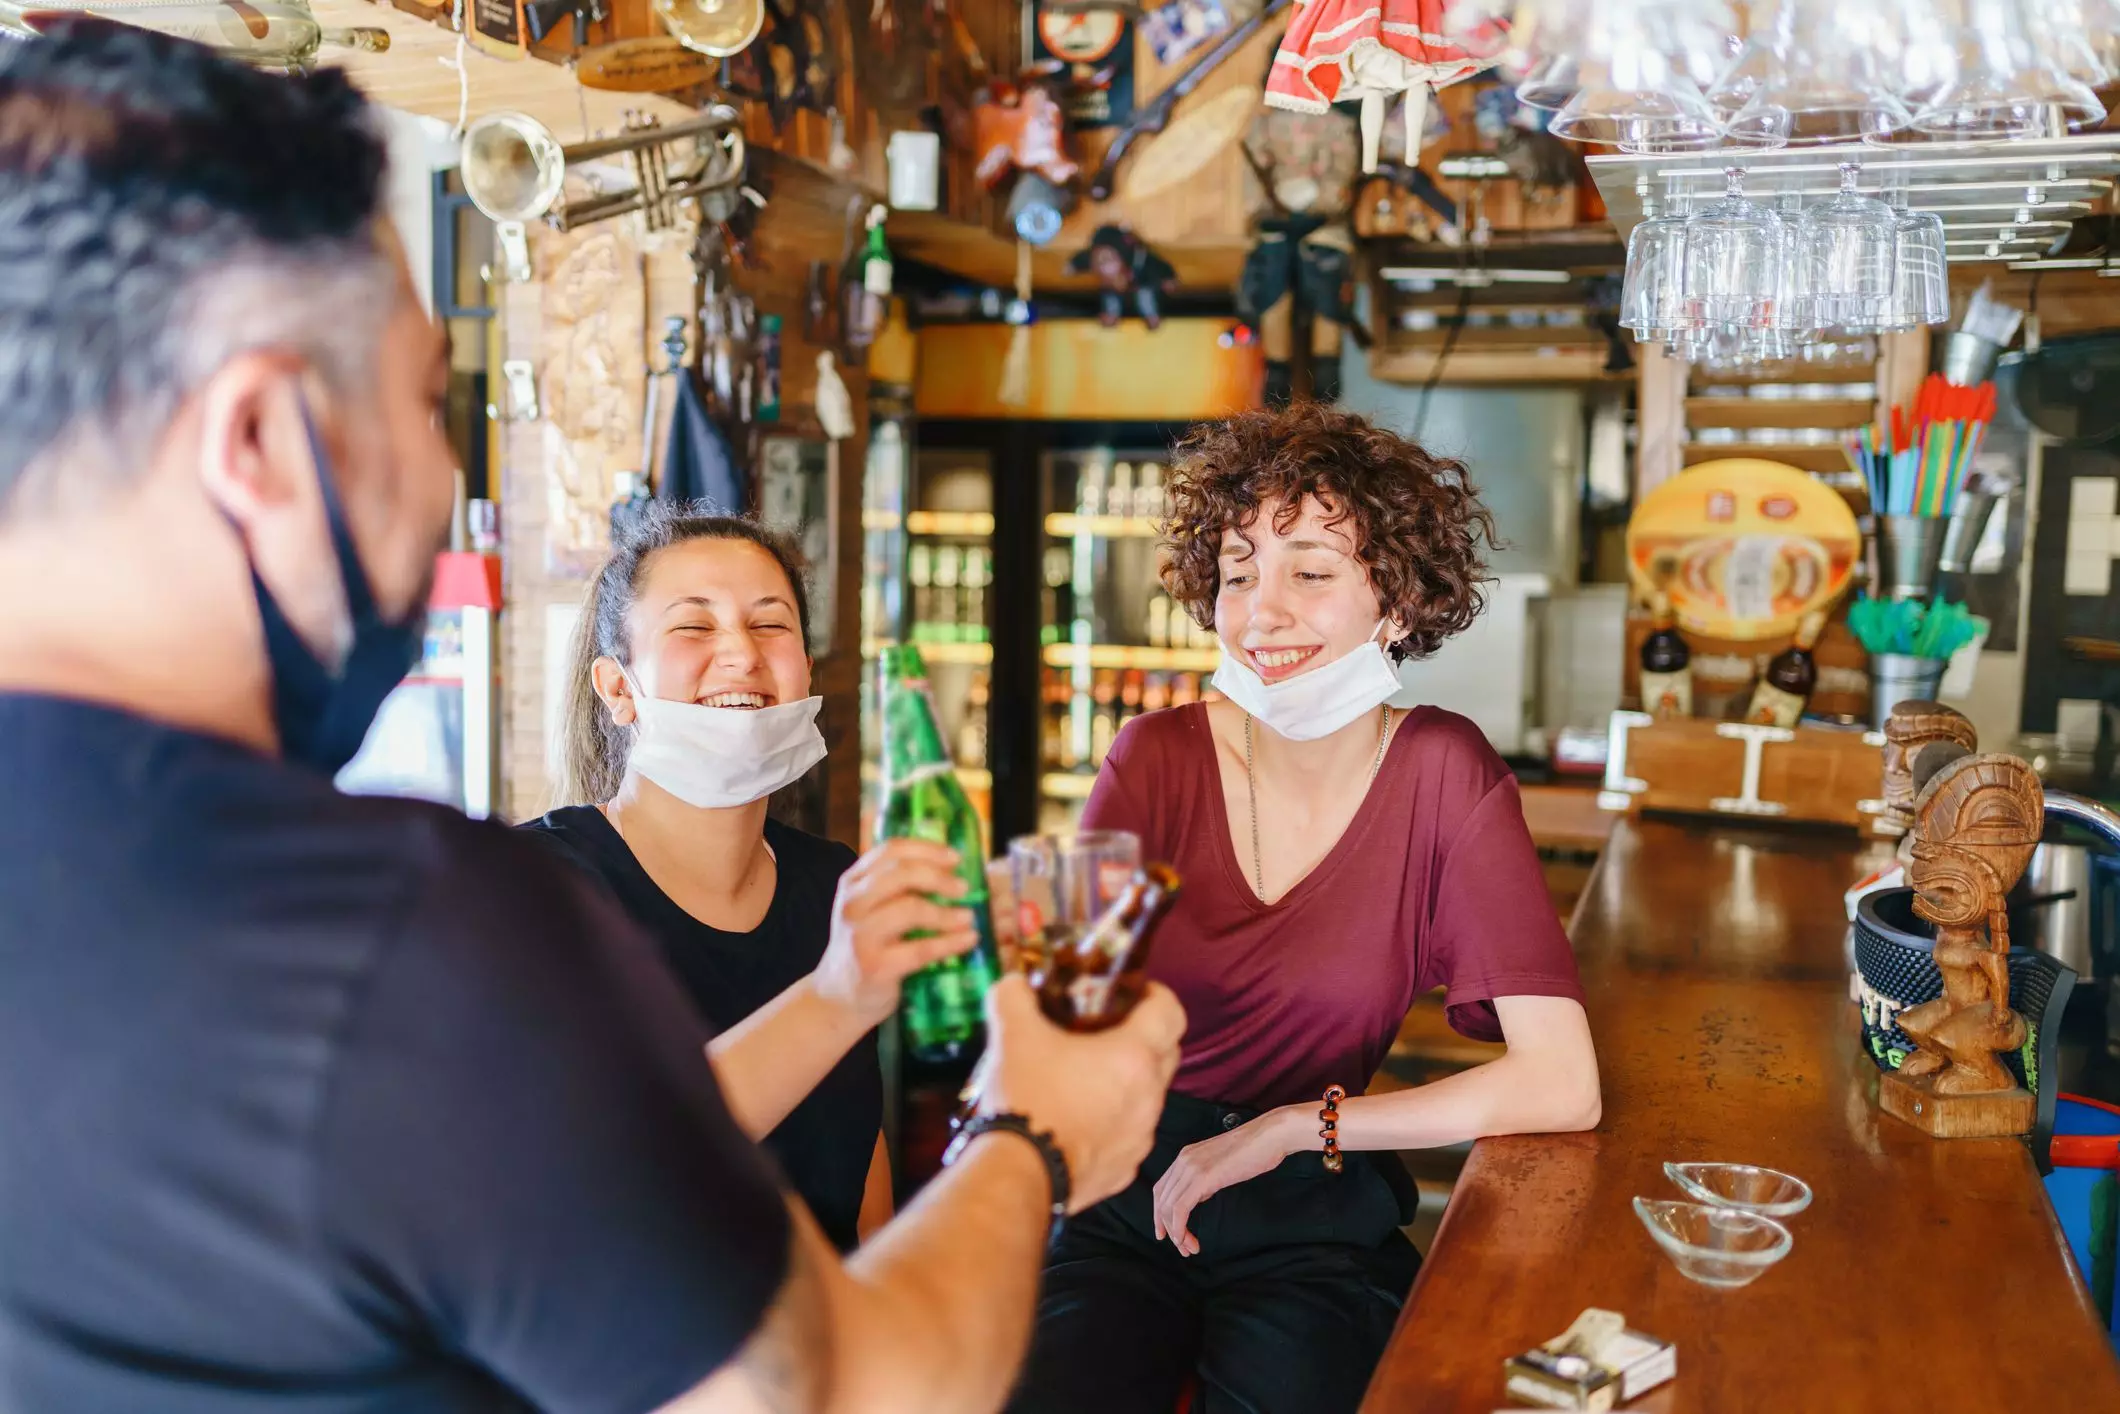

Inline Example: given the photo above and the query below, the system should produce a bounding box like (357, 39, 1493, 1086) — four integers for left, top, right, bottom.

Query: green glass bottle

(876, 644, 1000, 1061)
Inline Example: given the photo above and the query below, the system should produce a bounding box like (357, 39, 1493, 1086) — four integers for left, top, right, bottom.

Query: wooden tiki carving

(1877, 749, 2043, 1138)
(1879, 700, 1978, 842)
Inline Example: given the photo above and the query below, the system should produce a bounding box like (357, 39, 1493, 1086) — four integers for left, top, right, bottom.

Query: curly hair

(1160, 403, 1499, 662)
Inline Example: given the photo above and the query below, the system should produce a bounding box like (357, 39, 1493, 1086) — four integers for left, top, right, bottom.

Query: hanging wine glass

(1548, 0, 1725, 152)
(1712, 0, 1913, 145)
(1516, 52, 1580, 112)
(1878, 0, 1961, 112)
(2025, 0, 2116, 91)
(1800, 163, 1908, 334)
(1911, 0, 2105, 138)
(1684, 167, 1791, 329)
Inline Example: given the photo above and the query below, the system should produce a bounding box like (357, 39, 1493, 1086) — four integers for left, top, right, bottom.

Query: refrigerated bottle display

(1040, 448, 1224, 828)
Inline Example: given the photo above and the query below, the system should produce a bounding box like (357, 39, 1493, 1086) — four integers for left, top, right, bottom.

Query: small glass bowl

(1664, 1161, 1814, 1217)
(1633, 1198, 1794, 1288)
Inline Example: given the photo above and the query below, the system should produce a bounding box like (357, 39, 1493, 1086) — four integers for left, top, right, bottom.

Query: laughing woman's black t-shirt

(523, 807, 879, 1251)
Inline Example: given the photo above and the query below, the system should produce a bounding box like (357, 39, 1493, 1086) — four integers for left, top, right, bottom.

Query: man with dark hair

(0, 24, 1183, 1414)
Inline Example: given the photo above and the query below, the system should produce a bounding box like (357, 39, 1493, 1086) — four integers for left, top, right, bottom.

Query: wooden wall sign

(1877, 749, 2044, 1139)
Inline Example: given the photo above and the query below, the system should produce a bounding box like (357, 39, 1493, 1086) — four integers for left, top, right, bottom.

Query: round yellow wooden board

(1626, 458, 1862, 641)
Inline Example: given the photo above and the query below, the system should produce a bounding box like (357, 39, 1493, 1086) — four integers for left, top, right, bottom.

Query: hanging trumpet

(459, 105, 747, 234)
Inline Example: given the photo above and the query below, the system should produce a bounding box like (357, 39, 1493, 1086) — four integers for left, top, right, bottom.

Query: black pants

(1007, 1094, 1421, 1414)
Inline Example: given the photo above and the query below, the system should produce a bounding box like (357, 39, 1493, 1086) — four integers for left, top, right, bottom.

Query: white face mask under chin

(1210, 620, 1402, 743)
(618, 666, 827, 808)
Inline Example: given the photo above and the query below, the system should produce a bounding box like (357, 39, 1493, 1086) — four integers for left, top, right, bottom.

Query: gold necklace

(1244, 705, 1392, 901)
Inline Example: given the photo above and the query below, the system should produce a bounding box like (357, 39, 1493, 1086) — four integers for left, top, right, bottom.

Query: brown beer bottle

(1029, 863, 1182, 1031)
(1638, 592, 1692, 721)
(1746, 612, 1826, 727)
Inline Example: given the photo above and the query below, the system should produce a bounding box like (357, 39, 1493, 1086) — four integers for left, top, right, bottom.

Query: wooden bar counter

(1362, 815, 2120, 1412)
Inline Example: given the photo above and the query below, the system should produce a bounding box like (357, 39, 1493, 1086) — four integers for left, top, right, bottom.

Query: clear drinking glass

(1683, 168, 1790, 329)
(1912, 0, 2105, 138)
(1878, 0, 1961, 111)
(1892, 203, 1951, 328)
(2026, 0, 2116, 90)
(1620, 199, 1692, 340)
(1798, 163, 1906, 334)
(1007, 830, 1142, 972)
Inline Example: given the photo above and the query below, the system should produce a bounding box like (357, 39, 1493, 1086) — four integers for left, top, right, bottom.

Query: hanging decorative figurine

(1032, 0, 1134, 128)
(1236, 102, 1368, 406)
(1265, 0, 1496, 173)
(974, 62, 1086, 245)
(723, 0, 836, 130)
(1067, 225, 1176, 329)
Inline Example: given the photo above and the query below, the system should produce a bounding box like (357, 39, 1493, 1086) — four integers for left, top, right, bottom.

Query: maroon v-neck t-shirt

(1081, 702, 1584, 1111)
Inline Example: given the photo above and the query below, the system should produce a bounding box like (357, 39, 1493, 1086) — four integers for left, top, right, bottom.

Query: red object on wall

(430, 551, 503, 612)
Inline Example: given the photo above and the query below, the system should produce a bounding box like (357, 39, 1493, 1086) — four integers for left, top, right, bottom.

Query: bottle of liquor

(1639, 592, 1693, 721)
(907, 543, 934, 643)
(1090, 669, 1121, 767)
(1040, 668, 1069, 771)
(1118, 668, 1146, 727)
(962, 548, 990, 644)
(876, 645, 1001, 1062)
(1134, 462, 1164, 520)
(1746, 612, 1826, 728)
(1042, 546, 1071, 647)
(958, 671, 990, 770)
(1110, 462, 1135, 526)
(1027, 864, 1182, 1030)
(1141, 670, 1171, 717)
(1077, 456, 1107, 517)
(1169, 672, 1199, 709)
(1147, 594, 1171, 649)
(931, 546, 962, 644)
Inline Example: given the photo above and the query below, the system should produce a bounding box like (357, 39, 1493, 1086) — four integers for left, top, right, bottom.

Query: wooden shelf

(1368, 345, 1622, 385)
(1682, 443, 1851, 474)
(1685, 397, 1875, 429)
(862, 639, 993, 665)
(1045, 513, 1164, 538)
(1042, 644, 1219, 671)
(906, 511, 994, 536)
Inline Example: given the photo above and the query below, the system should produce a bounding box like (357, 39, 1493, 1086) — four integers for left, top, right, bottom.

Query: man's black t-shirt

(521, 808, 879, 1252)
(0, 695, 791, 1413)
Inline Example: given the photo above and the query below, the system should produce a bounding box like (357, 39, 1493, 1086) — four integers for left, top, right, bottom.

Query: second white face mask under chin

(1211, 622, 1402, 743)
(620, 668, 828, 808)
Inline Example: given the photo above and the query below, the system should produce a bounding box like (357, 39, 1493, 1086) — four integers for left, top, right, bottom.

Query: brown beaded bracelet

(1319, 1084, 1346, 1174)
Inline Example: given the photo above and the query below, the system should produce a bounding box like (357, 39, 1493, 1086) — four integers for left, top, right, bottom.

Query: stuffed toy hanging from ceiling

(1264, 0, 1498, 174)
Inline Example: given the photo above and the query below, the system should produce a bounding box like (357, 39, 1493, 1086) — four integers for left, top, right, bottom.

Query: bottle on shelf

(875, 645, 1001, 1062)
(962, 548, 990, 644)
(1110, 463, 1135, 525)
(1118, 668, 1145, 727)
(1746, 612, 1826, 728)
(1147, 593, 1171, 649)
(1135, 462, 1164, 521)
(1639, 591, 1693, 722)
(1169, 672, 1199, 709)
(1041, 546, 1072, 647)
(931, 545, 962, 645)
(908, 542, 935, 643)
(1077, 456, 1108, 517)
(1040, 667, 1071, 771)
(1141, 671, 1171, 717)
(1090, 669, 1121, 768)
(958, 670, 990, 770)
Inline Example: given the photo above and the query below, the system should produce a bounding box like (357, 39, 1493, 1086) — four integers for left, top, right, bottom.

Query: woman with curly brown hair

(1008, 403, 1600, 1414)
